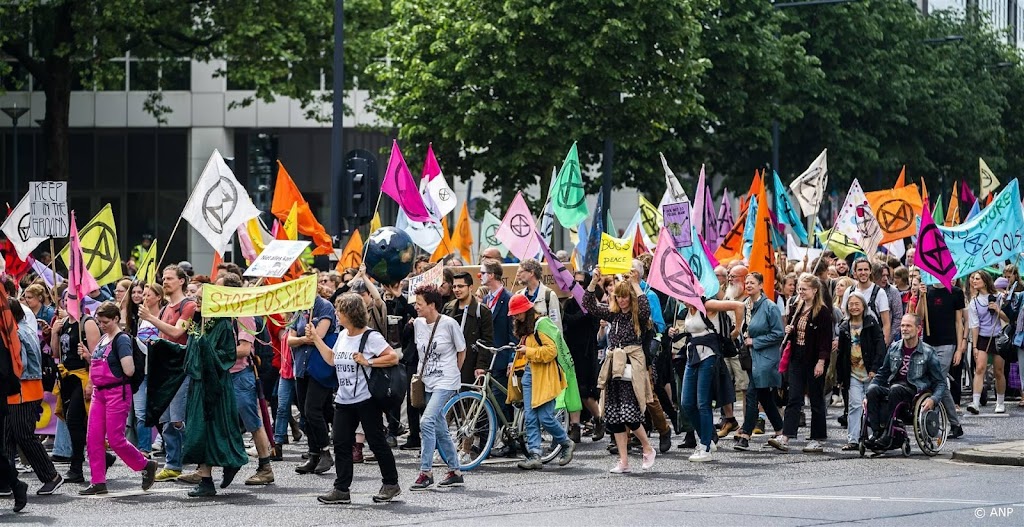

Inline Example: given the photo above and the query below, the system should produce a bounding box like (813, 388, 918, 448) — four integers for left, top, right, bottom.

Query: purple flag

(914, 200, 958, 290)
(535, 231, 587, 312)
(382, 141, 433, 223)
(662, 201, 692, 248)
(715, 190, 733, 250)
(703, 186, 720, 249)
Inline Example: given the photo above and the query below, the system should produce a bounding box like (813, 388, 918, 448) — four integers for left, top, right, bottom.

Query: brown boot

(270, 445, 283, 462)
(245, 463, 275, 485)
(352, 443, 364, 464)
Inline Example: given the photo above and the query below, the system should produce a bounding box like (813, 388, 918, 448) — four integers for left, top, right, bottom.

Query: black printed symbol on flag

(659, 248, 699, 300)
(877, 199, 914, 234)
(919, 223, 954, 277)
(510, 214, 532, 238)
(485, 224, 499, 246)
(556, 168, 585, 209)
(688, 253, 703, 278)
(17, 214, 30, 242)
(641, 207, 660, 236)
(202, 176, 239, 235)
(80, 223, 118, 280)
(964, 233, 985, 255)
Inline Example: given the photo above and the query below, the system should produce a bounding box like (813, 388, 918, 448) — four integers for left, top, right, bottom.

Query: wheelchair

(858, 390, 948, 458)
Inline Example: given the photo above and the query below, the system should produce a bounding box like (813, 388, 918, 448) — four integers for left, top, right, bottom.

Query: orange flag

(430, 217, 454, 263)
(271, 161, 333, 255)
(865, 184, 923, 245)
(749, 178, 775, 296)
(336, 230, 364, 271)
(894, 166, 906, 188)
(714, 206, 748, 264)
(450, 202, 473, 263)
(210, 252, 223, 279)
(920, 177, 929, 206)
(945, 182, 960, 226)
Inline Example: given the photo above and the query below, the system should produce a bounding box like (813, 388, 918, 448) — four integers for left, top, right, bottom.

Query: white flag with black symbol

(182, 150, 261, 254)
(1, 195, 46, 260)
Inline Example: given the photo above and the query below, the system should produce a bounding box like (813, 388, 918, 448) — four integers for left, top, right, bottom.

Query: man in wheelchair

(864, 313, 947, 448)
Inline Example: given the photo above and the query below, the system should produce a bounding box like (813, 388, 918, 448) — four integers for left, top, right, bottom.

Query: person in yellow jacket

(507, 293, 575, 470)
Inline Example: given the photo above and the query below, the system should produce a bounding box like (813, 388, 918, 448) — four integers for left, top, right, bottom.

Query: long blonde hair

(798, 273, 826, 319)
(610, 281, 642, 336)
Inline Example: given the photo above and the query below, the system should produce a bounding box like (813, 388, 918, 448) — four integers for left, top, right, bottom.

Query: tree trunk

(43, 71, 71, 182)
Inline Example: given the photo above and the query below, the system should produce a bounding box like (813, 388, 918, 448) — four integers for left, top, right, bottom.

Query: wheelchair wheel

(912, 393, 948, 457)
(901, 439, 911, 457)
(858, 441, 866, 458)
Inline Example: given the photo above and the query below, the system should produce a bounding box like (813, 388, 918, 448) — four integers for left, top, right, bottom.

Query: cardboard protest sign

(29, 181, 69, 238)
(243, 240, 310, 278)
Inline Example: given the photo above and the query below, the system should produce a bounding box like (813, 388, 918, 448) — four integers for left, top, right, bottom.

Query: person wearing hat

(130, 234, 154, 265)
(507, 294, 575, 470)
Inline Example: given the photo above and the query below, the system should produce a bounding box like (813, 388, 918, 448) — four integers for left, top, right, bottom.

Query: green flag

(552, 142, 588, 227)
(605, 207, 617, 237)
(479, 210, 508, 257)
(932, 196, 945, 225)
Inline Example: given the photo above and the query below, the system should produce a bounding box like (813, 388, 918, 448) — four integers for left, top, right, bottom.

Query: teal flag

(772, 170, 809, 244)
(552, 143, 588, 227)
(680, 224, 720, 299)
(479, 210, 508, 256)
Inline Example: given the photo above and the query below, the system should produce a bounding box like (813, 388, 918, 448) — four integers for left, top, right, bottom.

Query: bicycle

(440, 340, 569, 471)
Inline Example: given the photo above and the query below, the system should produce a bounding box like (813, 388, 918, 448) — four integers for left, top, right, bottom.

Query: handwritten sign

(202, 274, 316, 317)
(29, 181, 69, 238)
(406, 262, 445, 301)
(598, 233, 632, 275)
(243, 240, 310, 278)
(662, 201, 692, 248)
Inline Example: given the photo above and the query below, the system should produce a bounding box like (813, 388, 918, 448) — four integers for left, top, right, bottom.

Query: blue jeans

(274, 377, 297, 445)
(419, 389, 459, 473)
(682, 357, 715, 448)
(160, 377, 190, 471)
(847, 375, 871, 444)
(53, 418, 72, 457)
(133, 376, 152, 452)
(522, 367, 569, 455)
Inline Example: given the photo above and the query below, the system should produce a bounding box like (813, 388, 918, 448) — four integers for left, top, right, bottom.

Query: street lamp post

(2, 104, 29, 203)
(330, 0, 346, 238)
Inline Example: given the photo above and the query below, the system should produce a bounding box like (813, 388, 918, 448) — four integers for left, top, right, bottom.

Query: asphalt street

(3, 402, 1022, 527)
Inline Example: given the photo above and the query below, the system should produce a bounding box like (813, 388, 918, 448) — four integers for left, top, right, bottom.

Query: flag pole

(48, 238, 57, 283)
(153, 215, 186, 275)
(361, 190, 386, 259)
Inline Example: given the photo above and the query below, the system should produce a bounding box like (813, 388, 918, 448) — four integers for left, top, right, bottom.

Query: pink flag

(535, 231, 587, 313)
(914, 200, 958, 291)
(692, 164, 709, 235)
(382, 140, 433, 223)
(960, 180, 977, 211)
(236, 223, 258, 263)
(715, 190, 733, 251)
(649, 227, 706, 314)
(699, 232, 719, 269)
(496, 192, 542, 261)
(66, 212, 100, 321)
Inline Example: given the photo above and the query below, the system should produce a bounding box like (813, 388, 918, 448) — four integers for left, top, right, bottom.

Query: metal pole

(330, 0, 346, 237)
(12, 116, 19, 204)
(602, 136, 613, 232)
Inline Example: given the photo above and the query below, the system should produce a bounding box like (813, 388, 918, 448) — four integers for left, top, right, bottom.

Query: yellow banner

(201, 274, 316, 317)
(598, 233, 633, 275)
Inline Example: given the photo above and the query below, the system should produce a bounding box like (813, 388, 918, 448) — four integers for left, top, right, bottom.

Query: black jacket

(786, 303, 834, 364)
(837, 313, 885, 383)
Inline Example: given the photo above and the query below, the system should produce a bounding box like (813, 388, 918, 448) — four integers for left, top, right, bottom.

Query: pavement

(952, 440, 1024, 467)
(2, 399, 1023, 526)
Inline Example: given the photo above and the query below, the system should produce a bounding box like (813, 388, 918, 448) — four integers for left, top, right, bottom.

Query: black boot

(678, 430, 697, 449)
(295, 453, 320, 474)
(314, 450, 333, 474)
(592, 418, 605, 442)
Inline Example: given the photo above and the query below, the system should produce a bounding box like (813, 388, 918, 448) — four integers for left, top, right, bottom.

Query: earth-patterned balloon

(365, 227, 415, 285)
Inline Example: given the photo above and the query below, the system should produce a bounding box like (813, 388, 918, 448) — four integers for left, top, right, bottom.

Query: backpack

(698, 310, 740, 358)
(107, 332, 147, 393)
(359, 329, 408, 409)
(847, 285, 883, 323)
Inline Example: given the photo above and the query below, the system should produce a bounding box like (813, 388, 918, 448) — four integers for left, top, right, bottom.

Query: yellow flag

(369, 212, 382, 233)
(979, 157, 999, 198)
(284, 203, 299, 241)
(638, 195, 663, 241)
(246, 218, 272, 256)
(818, 229, 864, 260)
(336, 230, 364, 271)
(598, 233, 632, 274)
(136, 238, 157, 284)
(450, 202, 473, 263)
(58, 204, 122, 287)
(430, 217, 454, 263)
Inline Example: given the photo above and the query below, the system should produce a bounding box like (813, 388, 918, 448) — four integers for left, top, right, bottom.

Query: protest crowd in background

(1, 144, 1022, 513)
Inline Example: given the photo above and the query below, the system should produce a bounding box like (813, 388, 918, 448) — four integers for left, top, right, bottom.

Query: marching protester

(1, 281, 29, 512)
(516, 258, 562, 331)
(289, 292, 338, 473)
(78, 302, 158, 495)
(966, 271, 1009, 414)
(507, 293, 575, 469)
(478, 258, 519, 455)
(131, 282, 164, 456)
(562, 272, 604, 442)
(836, 291, 885, 450)
(770, 273, 834, 453)
(915, 281, 966, 437)
(307, 293, 401, 505)
(411, 284, 466, 490)
(585, 270, 659, 473)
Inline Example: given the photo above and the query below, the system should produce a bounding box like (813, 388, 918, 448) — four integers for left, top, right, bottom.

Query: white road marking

(672, 492, 1001, 506)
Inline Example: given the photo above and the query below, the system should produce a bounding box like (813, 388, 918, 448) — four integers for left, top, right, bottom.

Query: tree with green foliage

(370, 0, 712, 207)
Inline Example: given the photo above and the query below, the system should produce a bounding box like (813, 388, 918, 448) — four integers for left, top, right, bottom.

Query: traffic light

(343, 149, 379, 226)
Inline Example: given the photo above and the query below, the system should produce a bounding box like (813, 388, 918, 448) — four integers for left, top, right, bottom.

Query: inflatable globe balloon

(364, 227, 415, 286)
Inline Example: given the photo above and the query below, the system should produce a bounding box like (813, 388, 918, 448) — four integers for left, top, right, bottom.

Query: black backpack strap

(358, 329, 376, 384)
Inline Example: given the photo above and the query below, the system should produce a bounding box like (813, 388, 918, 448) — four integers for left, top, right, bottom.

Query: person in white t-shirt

(841, 258, 891, 345)
(410, 284, 466, 491)
(308, 293, 401, 505)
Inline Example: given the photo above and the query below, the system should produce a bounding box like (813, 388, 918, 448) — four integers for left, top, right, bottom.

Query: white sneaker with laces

(966, 402, 980, 415)
(994, 403, 1006, 414)
(802, 440, 825, 453)
(688, 445, 712, 463)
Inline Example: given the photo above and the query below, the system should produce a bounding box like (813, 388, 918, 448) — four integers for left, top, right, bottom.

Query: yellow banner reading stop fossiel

(201, 274, 317, 317)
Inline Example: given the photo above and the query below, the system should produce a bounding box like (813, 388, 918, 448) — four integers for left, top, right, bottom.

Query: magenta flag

(914, 200, 958, 291)
(715, 189, 734, 251)
(382, 141, 433, 223)
(699, 232, 720, 270)
(66, 211, 100, 321)
(960, 180, 977, 212)
(496, 192, 542, 261)
(649, 227, 706, 314)
(535, 231, 587, 313)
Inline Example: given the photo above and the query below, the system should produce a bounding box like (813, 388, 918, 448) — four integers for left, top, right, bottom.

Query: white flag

(832, 179, 883, 257)
(789, 148, 828, 217)
(624, 209, 656, 252)
(181, 150, 261, 254)
(1, 195, 46, 260)
(658, 152, 689, 212)
(397, 209, 444, 253)
(979, 157, 1000, 198)
(787, 232, 822, 262)
(537, 167, 558, 252)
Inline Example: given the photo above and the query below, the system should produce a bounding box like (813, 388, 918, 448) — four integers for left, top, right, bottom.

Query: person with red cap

(507, 294, 575, 470)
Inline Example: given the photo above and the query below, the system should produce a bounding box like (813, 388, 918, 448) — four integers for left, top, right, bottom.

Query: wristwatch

(368, 358, 375, 366)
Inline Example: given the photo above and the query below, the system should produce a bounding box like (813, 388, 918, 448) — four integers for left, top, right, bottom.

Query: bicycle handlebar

(475, 340, 517, 354)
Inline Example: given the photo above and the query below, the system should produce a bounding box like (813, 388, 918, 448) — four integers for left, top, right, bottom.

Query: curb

(951, 450, 1024, 467)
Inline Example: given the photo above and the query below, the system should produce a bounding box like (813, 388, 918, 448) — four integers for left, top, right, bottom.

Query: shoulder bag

(409, 320, 440, 409)
(359, 330, 409, 408)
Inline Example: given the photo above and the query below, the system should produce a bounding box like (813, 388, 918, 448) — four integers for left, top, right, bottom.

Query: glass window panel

(95, 134, 125, 188)
(68, 132, 95, 191)
(129, 60, 159, 91)
(156, 131, 187, 191)
(126, 133, 155, 190)
(160, 60, 191, 90)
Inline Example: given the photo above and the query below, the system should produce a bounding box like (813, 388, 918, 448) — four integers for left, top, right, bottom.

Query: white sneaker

(994, 403, 1006, 414)
(802, 440, 825, 453)
(768, 435, 789, 452)
(688, 445, 713, 463)
(246, 446, 258, 457)
(966, 402, 980, 415)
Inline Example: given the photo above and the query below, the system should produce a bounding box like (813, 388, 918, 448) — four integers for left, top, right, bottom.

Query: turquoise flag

(680, 224, 720, 299)
(772, 170, 809, 244)
(552, 143, 588, 227)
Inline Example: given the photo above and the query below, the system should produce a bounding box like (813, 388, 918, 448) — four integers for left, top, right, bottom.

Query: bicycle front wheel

(441, 391, 497, 471)
(539, 408, 570, 464)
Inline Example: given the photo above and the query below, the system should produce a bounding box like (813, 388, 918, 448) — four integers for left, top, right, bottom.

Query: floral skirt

(604, 379, 642, 426)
